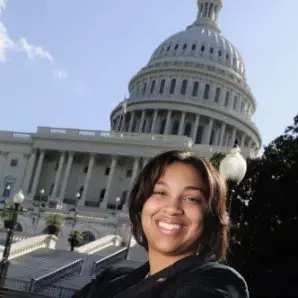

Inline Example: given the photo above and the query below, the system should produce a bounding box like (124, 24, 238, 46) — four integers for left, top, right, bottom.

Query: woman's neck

(148, 249, 195, 275)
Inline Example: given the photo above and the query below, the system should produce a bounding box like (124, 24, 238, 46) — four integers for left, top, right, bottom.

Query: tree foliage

(218, 114, 298, 298)
(44, 214, 64, 236)
(68, 230, 83, 252)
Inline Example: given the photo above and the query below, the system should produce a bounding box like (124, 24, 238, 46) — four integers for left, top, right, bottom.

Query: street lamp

(69, 192, 80, 230)
(115, 197, 121, 214)
(0, 190, 25, 286)
(33, 189, 46, 234)
(220, 140, 247, 215)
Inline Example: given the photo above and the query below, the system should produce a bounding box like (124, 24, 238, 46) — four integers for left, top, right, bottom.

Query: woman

(74, 150, 249, 297)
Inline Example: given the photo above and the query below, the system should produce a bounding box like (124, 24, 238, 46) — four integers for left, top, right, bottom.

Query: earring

(196, 244, 202, 255)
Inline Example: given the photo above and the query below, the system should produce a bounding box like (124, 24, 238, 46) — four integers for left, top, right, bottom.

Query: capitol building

(0, 0, 261, 246)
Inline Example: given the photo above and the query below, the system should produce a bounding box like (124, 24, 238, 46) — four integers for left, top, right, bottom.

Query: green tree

(228, 113, 298, 298)
(68, 230, 83, 252)
(44, 214, 64, 236)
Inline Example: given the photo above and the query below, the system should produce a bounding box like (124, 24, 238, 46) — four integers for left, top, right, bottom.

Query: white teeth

(158, 221, 181, 231)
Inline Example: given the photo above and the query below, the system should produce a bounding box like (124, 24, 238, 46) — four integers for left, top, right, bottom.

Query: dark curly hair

(128, 150, 230, 261)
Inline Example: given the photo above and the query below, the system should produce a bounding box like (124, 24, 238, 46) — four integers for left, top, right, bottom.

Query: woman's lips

(156, 220, 185, 236)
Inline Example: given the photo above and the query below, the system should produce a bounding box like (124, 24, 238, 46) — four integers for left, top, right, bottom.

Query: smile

(156, 221, 184, 235)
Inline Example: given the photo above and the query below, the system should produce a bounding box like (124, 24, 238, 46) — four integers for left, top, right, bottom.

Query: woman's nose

(162, 197, 183, 215)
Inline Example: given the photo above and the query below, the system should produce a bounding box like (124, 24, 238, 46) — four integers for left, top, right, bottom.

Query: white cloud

(0, 22, 13, 61)
(53, 69, 68, 79)
(18, 38, 53, 61)
(0, 0, 6, 15)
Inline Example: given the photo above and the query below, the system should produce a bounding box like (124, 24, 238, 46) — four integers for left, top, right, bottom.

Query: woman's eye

(153, 190, 166, 196)
(185, 197, 201, 203)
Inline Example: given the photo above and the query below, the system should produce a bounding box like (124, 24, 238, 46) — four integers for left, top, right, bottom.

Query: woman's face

(141, 162, 208, 257)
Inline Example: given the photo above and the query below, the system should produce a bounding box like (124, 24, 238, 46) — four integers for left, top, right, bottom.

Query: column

(219, 122, 226, 147)
(241, 134, 246, 148)
(31, 150, 45, 196)
(203, 118, 214, 145)
(80, 154, 95, 206)
(248, 139, 253, 149)
(120, 115, 126, 131)
(123, 158, 140, 211)
(51, 152, 66, 198)
(115, 116, 121, 131)
(59, 152, 74, 200)
(151, 110, 158, 133)
(0, 152, 9, 192)
(138, 110, 146, 133)
(231, 127, 237, 145)
(128, 112, 135, 132)
(164, 111, 172, 134)
(101, 156, 117, 209)
(22, 151, 37, 194)
(191, 114, 200, 142)
(214, 127, 221, 146)
(178, 112, 186, 135)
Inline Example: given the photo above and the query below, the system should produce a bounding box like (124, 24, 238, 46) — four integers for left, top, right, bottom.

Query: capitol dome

(110, 0, 262, 158)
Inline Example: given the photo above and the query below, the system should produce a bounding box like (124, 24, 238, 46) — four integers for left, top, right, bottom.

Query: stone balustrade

(74, 235, 123, 255)
(0, 234, 58, 261)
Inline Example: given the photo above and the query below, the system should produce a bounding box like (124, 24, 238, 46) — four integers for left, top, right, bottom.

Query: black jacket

(73, 255, 249, 298)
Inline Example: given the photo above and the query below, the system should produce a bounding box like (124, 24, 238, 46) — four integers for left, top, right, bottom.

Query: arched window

(175, 44, 179, 50)
(192, 81, 199, 97)
(233, 96, 238, 110)
(181, 80, 188, 95)
(170, 79, 176, 94)
(240, 100, 245, 113)
(142, 82, 147, 95)
(203, 84, 210, 99)
(210, 47, 214, 54)
(159, 79, 165, 94)
(183, 44, 187, 50)
(201, 45, 205, 52)
(100, 189, 106, 199)
(184, 123, 192, 137)
(136, 84, 140, 96)
(167, 45, 171, 52)
(150, 80, 156, 94)
(224, 91, 230, 107)
(159, 119, 166, 134)
(215, 87, 221, 102)
(172, 120, 179, 134)
(196, 126, 204, 144)
(192, 44, 196, 51)
(218, 50, 222, 57)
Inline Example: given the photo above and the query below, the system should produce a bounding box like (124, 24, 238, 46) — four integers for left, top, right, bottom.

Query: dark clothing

(73, 255, 249, 298)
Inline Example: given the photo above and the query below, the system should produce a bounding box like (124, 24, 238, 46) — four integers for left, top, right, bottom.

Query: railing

(91, 247, 128, 276)
(74, 235, 122, 255)
(37, 126, 192, 147)
(29, 258, 84, 293)
(1, 277, 76, 298)
(0, 234, 58, 261)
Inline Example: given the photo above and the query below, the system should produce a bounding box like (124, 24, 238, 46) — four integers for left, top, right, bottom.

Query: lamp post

(219, 140, 247, 215)
(115, 197, 121, 214)
(70, 192, 80, 230)
(33, 188, 45, 234)
(0, 190, 25, 286)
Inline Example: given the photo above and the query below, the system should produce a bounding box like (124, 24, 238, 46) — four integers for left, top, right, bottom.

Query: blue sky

(0, 0, 297, 147)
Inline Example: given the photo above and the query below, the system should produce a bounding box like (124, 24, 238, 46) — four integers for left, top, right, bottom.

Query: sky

(0, 0, 297, 147)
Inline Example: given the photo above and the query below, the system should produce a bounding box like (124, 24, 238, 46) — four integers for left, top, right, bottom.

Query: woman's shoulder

(173, 261, 249, 298)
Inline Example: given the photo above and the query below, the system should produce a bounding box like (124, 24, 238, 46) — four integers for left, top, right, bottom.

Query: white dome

(149, 25, 246, 79)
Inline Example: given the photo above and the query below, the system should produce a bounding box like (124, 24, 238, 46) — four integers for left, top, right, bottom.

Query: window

(142, 82, 147, 95)
(215, 87, 221, 102)
(83, 165, 88, 173)
(105, 167, 110, 176)
(192, 44, 196, 51)
(181, 80, 188, 95)
(167, 45, 171, 52)
(201, 45, 205, 52)
(172, 120, 179, 134)
(226, 54, 230, 60)
(160, 48, 164, 53)
(159, 119, 166, 134)
(100, 189, 106, 199)
(10, 159, 18, 167)
(50, 183, 54, 196)
(224, 91, 230, 107)
(203, 84, 210, 99)
(184, 123, 192, 137)
(192, 81, 199, 97)
(233, 96, 238, 110)
(159, 79, 165, 94)
(122, 191, 128, 205)
(79, 186, 84, 197)
(170, 79, 176, 94)
(150, 80, 156, 94)
(126, 169, 132, 177)
(210, 47, 214, 54)
(240, 101, 245, 113)
(183, 44, 187, 50)
(2, 182, 12, 198)
(174, 44, 179, 50)
(218, 50, 222, 57)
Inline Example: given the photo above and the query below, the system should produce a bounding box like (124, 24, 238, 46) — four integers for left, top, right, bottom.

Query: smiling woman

(73, 150, 249, 298)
